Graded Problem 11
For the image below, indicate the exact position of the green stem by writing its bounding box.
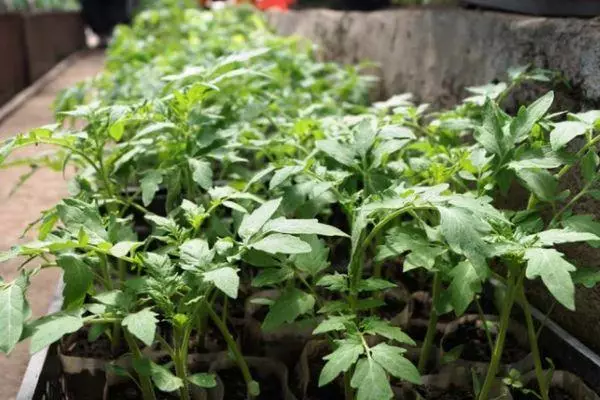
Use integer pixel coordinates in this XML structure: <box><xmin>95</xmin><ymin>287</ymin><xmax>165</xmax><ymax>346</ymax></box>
<box><xmin>478</xmin><ymin>272</ymin><xmax>520</xmax><ymax>400</ymax></box>
<box><xmin>548</xmin><ymin>180</ymin><xmax>594</xmax><ymax>227</ymax></box>
<box><xmin>174</xmin><ymin>340</ymin><xmax>191</xmax><ymax>400</ymax></box>
<box><xmin>418</xmin><ymin>272</ymin><xmax>441</xmax><ymax>373</ymax></box>
<box><xmin>519</xmin><ymin>288</ymin><xmax>550</xmax><ymax>400</ymax></box>
<box><xmin>124</xmin><ymin>331</ymin><xmax>156</xmax><ymax>400</ymax></box>
<box><xmin>206</xmin><ymin>304</ymin><xmax>256</xmax><ymax>398</ymax></box>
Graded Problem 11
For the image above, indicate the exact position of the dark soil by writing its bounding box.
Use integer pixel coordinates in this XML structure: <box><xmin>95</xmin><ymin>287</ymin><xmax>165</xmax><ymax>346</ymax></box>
<box><xmin>442</xmin><ymin>320</ymin><xmax>528</xmax><ymax>363</ymax></box>
<box><xmin>415</xmin><ymin>385</ymin><xmax>475</xmax><ymax>400</ymax></box>
<box><xmin>512</xmin><ymin>387</ymin><xmax>574</xmax><ymax>400</ymax></box>
<box><xmin>61</xmin><ymin>326</ymin><xmax>127</xmax><ymax>359</ymax></box>
<box><xmin>218</xmin><ymin>367</ymin><xmax>282</xmax><ymax>400</ymax></box>
<box><xmin>302</xmin><ymin>358</ymin><xmax>344</xmax><ymax>400</ymax></box>
<box><xmin>105</xmin><ymin>382</ymin><xmax>188</xmax><ymax>400</ymax></box>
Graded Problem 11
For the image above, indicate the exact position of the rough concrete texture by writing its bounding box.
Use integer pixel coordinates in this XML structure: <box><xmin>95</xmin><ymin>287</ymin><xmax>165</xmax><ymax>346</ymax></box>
<box><xmin>267</xmin><ymin>8</ymin><xmax>600</xmax><ymax>353</ymax></box>
<box><xmin>0</xmin><ymin>51</ymin><xmax>104</xmax><ymax>400</ymax></box>
<box><xmin>267</xmin><ymin>8</ymin><xmax>600</xmax><ymax>108</ymax></box>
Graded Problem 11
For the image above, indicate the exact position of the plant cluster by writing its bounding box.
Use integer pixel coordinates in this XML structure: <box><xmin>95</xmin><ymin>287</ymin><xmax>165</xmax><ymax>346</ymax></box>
<box><xmin>0</xmin><ymin>0</ymin><xmax>80</xmax><ymax>12</ymax></box>
<box><xmin>1</xmin><ymin>2</ymin><xmax>600</xmax><ymax>400</ymax></box>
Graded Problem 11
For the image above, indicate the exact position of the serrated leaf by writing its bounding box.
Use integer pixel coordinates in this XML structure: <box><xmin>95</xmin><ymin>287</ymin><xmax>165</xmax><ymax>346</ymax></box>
<box><xmin>379</xmin><ymin>125</ymin><xmax>415</xmax><ymax>140</ymax></box>
<box><xmin>269</xmin><ymin>166</ymin><xmax>302</xmax><ymax>190</ymax></box>
<box><xmin>110</xmin><ymin>241</ymin><xmax>141</xmax><ymax>258</ymax></box>
<box><xmin>562</xmin><ymin>215</ymin><xmax>600</xmax><ymax>247</ymax></box>
<box><xmin>122</xmin><ymin>308</ymin><xmax>158</xmax><ymax>346</ymax></box>
<box><xmin>238</xmin><ymin>198</ymin><xmax>282</xmax><ymax>240</ymax></box>
<box><xmin>0</xmin><ymin>283</ymin><xmax>25</xmax><ymax>353</ymax></box>
<box><xmin>150</xmin><ymin>362</ymin><xmax>183</xmax><ymax>392</ymax></box>
<box><xmin>140</xmin><ymin>170</ymin><xmax>163</xmax><ymax>207</ymax></box>
<box><xmin>179</xmin><ymin>239</ymin><xmax>214</xmax><ymax>270</ymax></box>
<box><xmin>357</xmin><ymin>278</ymin><xmax>396</xmax><ymax>292</ymax></box>
<box><xmin>251</xmin><ymin>266</ymin><xmax>294</xmax><ymax>287</ymax></box>
<box><xmin>291</xmin><ymin>235</ymin><xmax>330</xmax><ymax>276</ymax></box>
<box><xmin>438</xmin><ymin>206</ymin><xmax>490</xmax><ymax>278</ymax></box>
<box><xmin>550</xmin><ymin>121</ymin><xmax>588</xmax><ymax>150</ymax></box>
<box><xmin>371</xmin><ymin>343</ymin><xmax>421</xmax><ymax>384</ymax></box>
<box><xmin>510</xmin><ymin>91</ymin><xmax>553</xmax><ymax>142</ymax></box>
<box><xmin>250</xmin><ymin>233</ymin><xmax>311</xmax><ymax>254</ymax></box>
<box><xmin>203</xmin><ymin>267</ymin><xmax>239</xmax><ymax>299</ymax></box>
<box><xmin>94</xmin><ymin>290</ymin><xmax>129</xmax><ymax>307</ymax></box>
<box><xmin>188</xmin><ymin>158</ymin><xmax>213</xmax><ymax>190</ymax></box>
<box><xmin>262</xmin><ymin>288</ymin><xmax>315</xmax><ymax>332</ymax></box>
<box><xmin>515</xmin><ymin>168</ymin><xmax>558</xmax><ymax>202</ymax></box>
<box><xmin>353</xmin><ymin>118</ymin><xmax>377</xmax><ymax>158</ymax></box>
<box><xmin>319</xmin><ymin>339</ymin><xmax>364</xmax><ymax>386</ymax></box>
<box><xmin>350</xmin><ymin>358</ymin><xmax>393</xmax><ymax>400</ymax></box>
<box><xmin>581</xmin><ymin>151</ymin><xmax>598</xmax><ymax>183</ymax></box>
<box><xmin>30</xmin><ymin>312</ymin><xmax>83</xmax><ymax>354</ymax></box>
<box><xmin>316</xmin><ymin>139</ymin><xmax>356</xmax><ymax>167</ymax></box>
<box><xmin>448</xmin><ymin>260</ymin><xmax>481</xmax><ymax>316</ymax></box>
<box><xmin>313</xmin><ymin>315</ymin><xmax>354</xmax><ymax>335</ymax></box>
<box><xmin>475</xmin><ymin>99</ymin><xmax>507</xmax><ymax>156</ymax></box>
<box><xmin>188</xmin><ymin>373</ymin><xmax>217</xmax><ymax>388</ymax></box>
<box><xmin>316</xmin><ymin>273</ymin><xmax>348</xmax><ymax>292</ymax></box>
<box><xmin>572</xmin><ymin>268</ymin><xmax>600</xmax><ymax>288</ymax></box>
<box><xmin>527</xmin><ymin>229</ymin><xmax>600</xmax><ymax>246</ymax></box>
<box><xmin>263</xmin><ymin>217</ymin><xmax>348</xmax><ymax>237</ymax></box>
<box><xmin>58</xmin><ymin>254</ymin><xmax>93</xmax><ymax>309</ymax></box>
<box><xmin>57</xmin><ymin>199</ymin><xmax>107</xmax><ymax>242</ymax></box>
<box><xmin>362</xmin><ymin>319</ymin><xmax>415</xmax><ymax>345</ymax></box>
<box><xmin>525</xmin><ymin>248</ymin><xmax>576</xmax><ymax>310</ymax></box>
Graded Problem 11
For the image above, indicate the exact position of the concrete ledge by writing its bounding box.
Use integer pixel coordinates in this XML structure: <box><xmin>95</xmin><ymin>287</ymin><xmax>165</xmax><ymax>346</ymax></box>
<box><xmin>267</xmin><ymin>8</ymin><xmax>600</xmax><ymax>107</ymax></box>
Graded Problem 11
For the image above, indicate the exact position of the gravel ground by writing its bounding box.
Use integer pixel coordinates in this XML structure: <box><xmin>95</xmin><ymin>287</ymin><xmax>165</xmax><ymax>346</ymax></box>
<box><xmin>0</xmin><ymin>50</ymin><xmax>105</xmax><ymax>400</ymax></box>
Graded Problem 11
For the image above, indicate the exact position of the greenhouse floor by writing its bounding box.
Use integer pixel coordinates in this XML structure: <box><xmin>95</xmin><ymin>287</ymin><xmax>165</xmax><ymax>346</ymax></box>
<box><xmin>0</xmin><ymin>50</ymin><xmax>104</xmax><ymax>400</ymax></box>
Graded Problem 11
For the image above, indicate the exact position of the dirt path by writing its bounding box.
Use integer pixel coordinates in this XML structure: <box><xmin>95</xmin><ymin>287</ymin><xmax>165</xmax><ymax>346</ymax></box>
<box><xmin>0</xmin><ymin>50</ymin><xmax>105</xmax><ymax>400</ymax></box>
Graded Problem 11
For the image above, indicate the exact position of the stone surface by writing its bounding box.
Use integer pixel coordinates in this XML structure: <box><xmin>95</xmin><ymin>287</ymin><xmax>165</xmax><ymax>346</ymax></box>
<box><xmin>268</xmin><ymin>8</ymin><xmax>600</xmax><ymax>353</ymax></box>
<box><xmin>0</xmin><ymin>50</ymin><xmax>104</xmax><ymax>400</ymax></box>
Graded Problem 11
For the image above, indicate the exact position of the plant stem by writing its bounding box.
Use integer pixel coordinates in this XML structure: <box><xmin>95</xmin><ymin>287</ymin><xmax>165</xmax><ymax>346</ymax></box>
<box><xmin>478</xmin><ymin>271</ymin><xmax>520</xmax><ymax>400</ymax></box>
<box><xmin>418</xmin><ymin>272</ymin><xmax>441</xmax><ymax>373</ymax></box>
<box><xmin>206</xmin><ymin>304</ymin><xmax>256</xmax><ymax>398</ymax></box>
<box><xmin>124</xmin><ymin>330</ymin><xmax>156</xmax><ymax>400</ymax></box>
<box><xmin>519</xmin><ymin>288</ymin><xmax>550</xmax><ymax>400</ymax></box>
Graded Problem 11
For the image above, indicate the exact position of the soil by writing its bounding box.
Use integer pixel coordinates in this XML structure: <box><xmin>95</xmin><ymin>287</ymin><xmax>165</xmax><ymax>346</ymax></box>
<box><xmin>512</xmin><ymin>387</ymin><xmax>574</xmax><ymax>400</ymax></box>
<box><xmin>415</xmin><ymin>385</ymin><xmax>475</xmax><ymax>400</ymax></box>
<box><xmin>302</xmin><ymin>357</ymin><xmax>345</xmax><ymax>400</ymax></box>
<box><xmin>217</xmin><ymin>367</ymin><xmax>282</xmax><ymax>400</ymax></box>
<box><xmin>106</xmin><ymin>382</ymin><xmax>193</xmax><ymax>400</ymax></box>
<box><xmin>442</xmin><ymin>320</ymin><xmax>528</xmax><ymax>363</ymax></box>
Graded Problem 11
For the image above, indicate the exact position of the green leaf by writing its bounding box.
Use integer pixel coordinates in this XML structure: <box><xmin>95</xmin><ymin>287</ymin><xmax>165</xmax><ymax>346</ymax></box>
<box><xmin>222</xmin><ymin>200</ymin><xmax>248</xmax><ymax>214</ymax></box>
<box><xmin>350</xmin><ymin>358</ymin><xmax>393</xmax><ymax>400</ymax></box>
<box><xmin>357</xmin><ymin>278</ymin><xmax>396</xmax><ymax>292</ymax></box>
<box><xmin>238</xmin><ymin>198</ymin><xmax>282</xmax><ymax>240</ymax></box>
<box><xmin>263</xmin><ymin>217</ymin><xmax>348</xmax><ymax>237</ymax></box>
<box><xmin>58</xmin><ymin>254</ymin><xmax>93</xmax><ymax>309</ymax></box>
<box><xmin>262</xmin><ymin>288</ymin><xmax>315</xmax><ymax>332</ymax></box>
<box><xmin>515</xmin><ymin>168</ymin><xmax>558</xmax><ymax>202</ymax></box>
<box><xmin>150</xmin><ymin>362</ymin><xmax>183</xmax><ymax>392</ymax></box>
<box><xmin>448</xmin><ymin>260</ymin><xmax>481</xmax><ymax>316</ymax></box>
<box><xmin>510</xmin><ymin>91</ymin><xmax>554</xmax><ymax>142</ymax></box>
<box><xmin>269</xmin><ymin>166</ymin><xmax>302</xmax><ymax>190</ymax></box>
<box><xmin>317</xmin><ymin>273</ymin><xmax>349</xmax><ymax>292</ymax></box>
<box><xmin>550</xmin><ymin>121</ymin><xmax>588</xmax><ymax>151</ymax></box>
<box><xmin>94</xmin><ymin>290</ymin><xmax>129</xmax><ymax>307</ymax></box>
<box><xmin>438</xmin><ymin>206</ymin><xmax>490</xmax><ymax>278</ymax></box>
<box><xmin>379</xmin><ymin>125</ymin><xmax>416</xmax><ymax>140</ymax></box>
<box><xmin>140</xmin><ymin>170</ymin><xmax>163</xmax><ymax>207</ymax></box>
<box><xmin>57</xmin><ymin>199</ymin><xmax>107</xmax><ymax>242</ymax></box>
<box><xmin>362</xmin><ymin>319</ymin><xmax>415</xmax><ymax>345</ymax></box>
<box><xmin>475</xmin><ymin>99</ymin><xmax>507</xmax><ymax>156</ymax></box>
<box><xmin>188</xmin><ymin>373</ymin><xmax>217</xmax><ymax>388</ymax></box>
<box><xmin>179</xmin><ymin>239</ymin><xmax>214</xmax><ymax>270</ymax></box>
<box><xmin>353</xmin><ymin>118</ymin><xmax>377</xmax><ymax>158</ymax></box>
<box><xmin>319</xmin><ymin>339</ymin><xmax>364</xmax><ymax>386</ymax></box>
<box><xmin>110</xmin><ymin>241</ymin><xmax>141</xmax><ymax>258</ymax></box>
<box><xmin>572</xmin><ymin>268</ymin><xmax>600</xmax><ymax>288</ymax></box>
<box><xmin>251</xmin><ymin>267</ymin><xmax>294</xmax><ymax>287</ymax></box>
<box><xmin>581</xmin><ymin>151</ymin><xmax>598</xmax><ymax>183</ymax></box>
<box><xmin>562</xmin><ymin>215</ymin><xmax>600</xmax><ymax>247</ymax></box>
<box><xmin>188</xmin><ymin>158</ymin><xmax>213</xmax><ymax>190</ymax></box>
<box><xmin>203</xmin><ymin>267</ymin><xmax>239</xmax><ymax>299</ymax></box>
<box><xmin>313</xmin><ymin>315</ymin><xmax>354</xmax><ymax>335</ymax></box>
<box><xmin>30</xmin><ymin>312</ymin><xmax>83</xmax><ymax>354</ymax></box>
<box><xmin>371</xmin><ymin>343</ymin><xmax>421</xmax><ymax>384</ymax></box>
<box><xmin>528</xmin><ymin>229</ymin><xmax>600</xmax><ymax>246</ymax></box>
<box><xmin>524</xmin><ymin>248</ymin><xmax>576</xmax><ymax>310</ymax></box>
<box><xmin>0</xmin><ymin>283</ymin><xmax>25</xmax><ymax>353</ymax></box>
<box><xmin>250</xmin><ymin>233</ymin><xmax>311</xmax><ymax>254</ymax></box>
<box><xmin>316</xmin><ymin>139</ymin><xmax>356</xmax><ymax>167</ymax></box>
<box><xmin>122</xmin><ymin>308</ymin><xmax>158</xmax><ymax>347</ymax></box>
<box><xmin>291</xmin><ymin>235</ymin><xmax>330</xmax><ymax>276</ymax></box>
<box><xmin>376</xmin><ymin>228</ymin><xmax>444</xmax><ymax>272</ymax></box>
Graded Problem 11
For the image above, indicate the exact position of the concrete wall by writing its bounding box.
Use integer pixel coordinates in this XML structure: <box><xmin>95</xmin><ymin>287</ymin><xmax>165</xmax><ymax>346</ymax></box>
<box><xmin>267</xmin><ymin>8</ymin><xmax>600</xmax><ymax>352</ymax></box>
